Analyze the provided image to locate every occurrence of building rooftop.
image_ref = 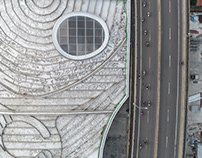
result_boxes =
[197,143,202,158]
[0,0,130,157]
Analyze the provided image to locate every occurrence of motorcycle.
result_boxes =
[139,143,143,149]
[145,85,149,91]
[147,101,151,107]
[144,30,147,35]
[140,111,143,116]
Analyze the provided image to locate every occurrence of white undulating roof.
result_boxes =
[0,0,130,157]
[198,143,202,158]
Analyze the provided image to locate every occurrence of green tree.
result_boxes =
[191,0,197,6]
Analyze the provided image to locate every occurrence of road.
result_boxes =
[157,0,184,158]
[131,0,187,158]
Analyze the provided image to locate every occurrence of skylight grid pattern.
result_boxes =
[57,16,105,56]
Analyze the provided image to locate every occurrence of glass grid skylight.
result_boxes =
[57,16,105,56]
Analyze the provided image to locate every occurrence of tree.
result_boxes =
[191,0,197,6]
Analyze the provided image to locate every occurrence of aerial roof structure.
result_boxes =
[0,0,130,157]
[197,143,202,158]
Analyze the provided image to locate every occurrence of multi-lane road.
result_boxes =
[130,0,188,158]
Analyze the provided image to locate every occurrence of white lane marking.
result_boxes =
[149,57,151,68]
[149,30,151,41]
[169,28,172,40]
[166,136,169,148]
[168,82,170,94]
[167,109,170,122]
[149,2,151,11]
[169,1,171,13]
[169,55,172,67]
[147,110,149,123]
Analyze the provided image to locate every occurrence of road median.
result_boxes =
[153,0,161,157]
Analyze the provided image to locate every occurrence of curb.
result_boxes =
[179,0,190,157]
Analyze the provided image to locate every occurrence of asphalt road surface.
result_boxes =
[157,0,184,158]
[132,0,186,158]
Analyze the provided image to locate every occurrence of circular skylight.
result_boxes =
[53,12,109,60]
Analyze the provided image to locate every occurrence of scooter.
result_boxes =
[147,101,151,107]
[144,30,147,35]
[145,85,149,91]
[140,111,143,116]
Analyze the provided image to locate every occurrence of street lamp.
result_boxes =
[133,103,148,110]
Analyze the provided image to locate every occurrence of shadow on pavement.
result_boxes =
[103,99,129,158]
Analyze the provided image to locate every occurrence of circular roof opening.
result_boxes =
[53,12,109,60]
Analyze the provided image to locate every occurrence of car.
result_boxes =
[141,17,145,22]
[144,30,148,35]
[148,101,151,106]
[143,2,147,7]
[143,70,146,76]
[147,12,151,17]
[145,84,149,90]
[180,61,184,65]
[145,42,150,47]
